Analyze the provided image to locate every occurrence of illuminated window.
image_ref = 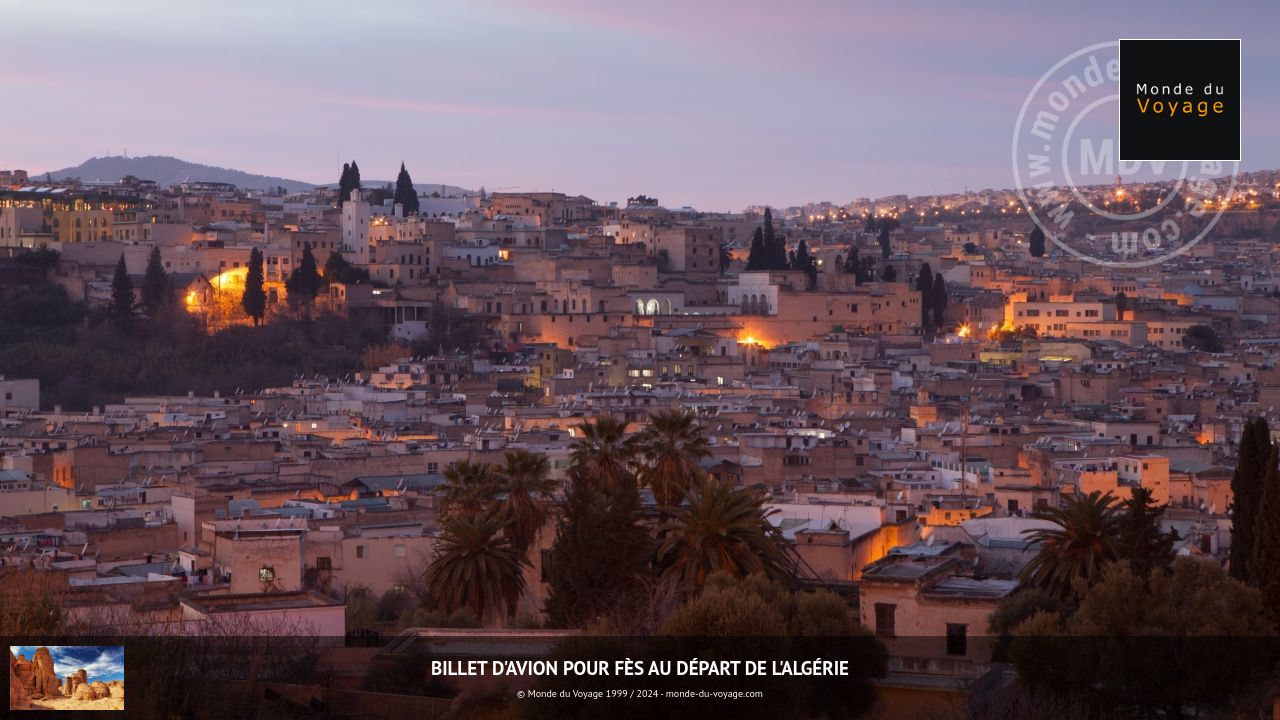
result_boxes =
[259,566,275,583]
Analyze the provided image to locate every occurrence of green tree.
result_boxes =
[1029,225,1046,257]
[656,478,789,593]
[878,224,891,259]
[1115,291,1128,317]
[1020,491,1120,599]
[338,160,362,203]
[393,162,420,215]
[881,263,897,282]
[424,510,528,622]
[718,243,732,273]
[141,246,169,314]
[285,242,323,306]
[323,250,371,285]
[241,247,266,326]
[567,416,637,496]
[495,448,557,554]
[544,471,653,628]
[438,459,500,520]
[1231,416,1271,582]
[1252,443,1280,617]
[745,227,766,271]
[916,262,934,329]
[1011,560,1276,719]
[635,409,709,508]
[931,273,948,328]
[1183,324,1224,352]
[109,254,133,322]
[963,241,978,254]
[1114,486,1177,578]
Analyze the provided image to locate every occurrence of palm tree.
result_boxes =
[568,416,637,496]
[496,448,557,554]
[438,460,499,519]
[1020,491,1121,599]
[424,510,528,622]
[636,409,710,507]
[656,478,788,593]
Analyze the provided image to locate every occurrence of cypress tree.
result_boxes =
[746,227,765,271]
[242,247,266,325]
[141,245,169,314]
[109,254,133,321]
[1253,444,1280,616]
[882,264,898,282]
[349,160,361,195]
[763,208,784,270]
[338,162,352,203]
[917,263,934,330]
[1029,226,1046,257]
[931,274,948,327]
[285,242,323,306]
[393,162,420,215]
[878,225,891,259]
[1231,416,1272,582]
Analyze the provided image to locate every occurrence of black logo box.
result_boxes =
[1119,39,1241,162]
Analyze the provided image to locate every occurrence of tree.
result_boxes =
[881,263,897,282]
[1020,491,1120,599]
[323,250,371,285]
[1252,443,1280,617]
[141,246,169,314]
[567,416,637,496]
[438,460,500,520]
[285,242,323,306]
[1183,324,1224,352]
[495,449,556,554]
[963,241,978,254]
[424,510,528,622]
[931,273,948,328]
[1029,225,1046,257]
[878,225,891,259]
[241,247,266,326]
[1011,560,1276,719]
[745,227,766,271]
[338,160,362,203]
[1114,291,1128,318]
[1230,416,1271,582]
[762,207,786,270]
[718,243,733,273]
[916,263,934,330]
[1114,486,1177,578]
[109,254,133,322]
[544,471,653,628]
[393,162,419,215]
[656,478,789,593]
[635,409,709,508]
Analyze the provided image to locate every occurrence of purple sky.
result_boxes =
[5,0,1276,210]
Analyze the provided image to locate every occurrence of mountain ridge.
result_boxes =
[41,156,471,196]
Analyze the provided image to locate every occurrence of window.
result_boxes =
[946,623,968,656]
[316,556,332,570]
[259,566,276,583]
[394,544,406,558]
[356,545,366,559]
[874,603,896,638]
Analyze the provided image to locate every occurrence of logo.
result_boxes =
[1012,41,1240,267]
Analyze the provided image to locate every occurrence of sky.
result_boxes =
[3,0,1277,210]
[11,645,126,683]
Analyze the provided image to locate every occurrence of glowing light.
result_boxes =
[957,324,972,338]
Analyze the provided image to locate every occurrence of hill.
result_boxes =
[42,156,473,196]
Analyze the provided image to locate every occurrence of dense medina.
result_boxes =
[1,166,1279,705]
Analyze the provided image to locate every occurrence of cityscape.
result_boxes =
[5,2,1280,719]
